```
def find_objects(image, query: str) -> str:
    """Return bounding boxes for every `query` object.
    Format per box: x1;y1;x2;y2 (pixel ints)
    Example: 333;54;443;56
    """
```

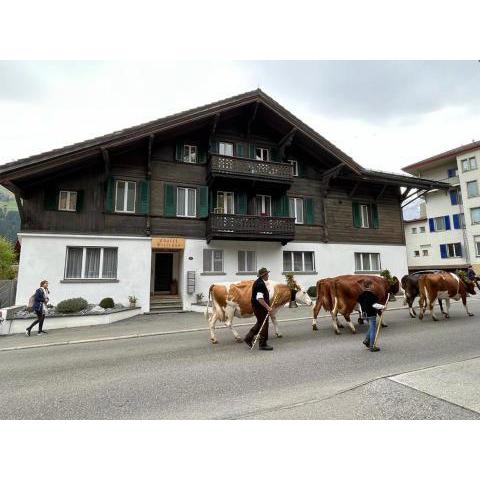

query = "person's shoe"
259;344;273;351
25;329;31;337
244;337;253;348
369;346;380;352
38;331;48;335
363;338;370;348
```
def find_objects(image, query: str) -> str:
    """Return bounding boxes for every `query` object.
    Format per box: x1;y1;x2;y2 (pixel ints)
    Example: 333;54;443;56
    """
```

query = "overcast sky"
1;60;479;173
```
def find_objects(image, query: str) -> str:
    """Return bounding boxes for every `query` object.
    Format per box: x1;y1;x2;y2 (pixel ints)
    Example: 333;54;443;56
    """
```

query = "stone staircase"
148;295;183;314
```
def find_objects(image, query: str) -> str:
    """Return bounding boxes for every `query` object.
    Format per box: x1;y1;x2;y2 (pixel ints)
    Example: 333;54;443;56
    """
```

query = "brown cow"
312;278;345;331
205;279;312;343
418;271;476;321
330;275;399;334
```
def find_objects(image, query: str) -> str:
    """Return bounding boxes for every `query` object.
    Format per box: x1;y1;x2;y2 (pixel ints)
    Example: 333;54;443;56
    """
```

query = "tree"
0;237;16;279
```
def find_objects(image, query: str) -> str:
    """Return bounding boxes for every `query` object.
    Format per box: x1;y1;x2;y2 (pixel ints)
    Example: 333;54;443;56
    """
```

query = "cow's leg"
443;298;450;319
209;310;219;344
418;295;425;320
408;297;416;318
312;317;318;331
345;313;356;334
271;311;282;338
330;312;341;335
439;298;445;315
312;300;321;331
429;296;439;321
224;306;242;342
462;295;475;317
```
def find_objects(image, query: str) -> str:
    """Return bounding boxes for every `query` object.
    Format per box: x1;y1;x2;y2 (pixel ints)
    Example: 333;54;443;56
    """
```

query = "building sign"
151;237;185;250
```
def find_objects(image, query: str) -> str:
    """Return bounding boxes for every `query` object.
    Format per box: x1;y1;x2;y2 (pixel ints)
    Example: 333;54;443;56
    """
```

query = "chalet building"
0;90;445;313
403;140;480;273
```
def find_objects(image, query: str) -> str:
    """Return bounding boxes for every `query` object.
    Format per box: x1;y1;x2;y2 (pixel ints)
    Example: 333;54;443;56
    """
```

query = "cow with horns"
401;270;445;318
205;278;312;344
418;271;476;321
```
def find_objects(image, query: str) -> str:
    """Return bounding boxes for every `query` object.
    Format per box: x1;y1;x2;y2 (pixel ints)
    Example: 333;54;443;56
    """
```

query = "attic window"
58;191;77;212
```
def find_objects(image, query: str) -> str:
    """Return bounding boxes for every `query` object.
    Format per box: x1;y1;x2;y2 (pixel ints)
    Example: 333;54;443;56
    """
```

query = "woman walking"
26;280;50;336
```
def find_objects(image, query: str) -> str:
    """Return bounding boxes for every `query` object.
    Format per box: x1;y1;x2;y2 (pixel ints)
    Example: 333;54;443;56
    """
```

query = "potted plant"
196;293;204;304
128;295;138;308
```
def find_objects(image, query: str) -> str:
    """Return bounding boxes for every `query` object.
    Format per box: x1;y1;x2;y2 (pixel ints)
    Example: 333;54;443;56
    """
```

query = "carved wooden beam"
4;181;26;225
348;182;360;198
211;113;220;138
146;135;154;236
278;127;297;148
147;134;154;177
246;101;259;138
102;147;111;180
375;184;387;200
401;189;426;208
400;187;413;202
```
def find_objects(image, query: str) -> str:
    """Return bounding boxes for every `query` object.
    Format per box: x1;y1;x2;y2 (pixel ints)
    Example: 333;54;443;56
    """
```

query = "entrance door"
154;253;173;292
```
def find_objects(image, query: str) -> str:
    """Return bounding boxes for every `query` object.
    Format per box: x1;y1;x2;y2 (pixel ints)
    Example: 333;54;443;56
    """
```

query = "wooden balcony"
208;154;293;186
207;213;295;244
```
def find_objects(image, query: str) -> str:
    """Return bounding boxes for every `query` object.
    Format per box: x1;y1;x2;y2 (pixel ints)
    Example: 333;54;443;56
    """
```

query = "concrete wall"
16;233;152;312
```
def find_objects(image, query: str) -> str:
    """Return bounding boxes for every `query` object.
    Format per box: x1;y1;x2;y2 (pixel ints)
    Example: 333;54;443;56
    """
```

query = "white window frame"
355;252;381;272
176;187;197;218
289;197;304;224
216;191;234;215
471;207;480;225
219;142;234;157
238;251;257;273
255;195;272;216
433;216;446;231
115;180;136;213
255;147;270;162
360;204;370;228
58;190;77;212
446;243;462;258
411;227;417;234
422;249;429;257
283;251;315;273
288;160;298;176
414;250;420;257
64;246;118;280
475;236;480;257
203;249;224;273
467;180;479;198
183;144;197;163
419;226;426;233
462;156;477;172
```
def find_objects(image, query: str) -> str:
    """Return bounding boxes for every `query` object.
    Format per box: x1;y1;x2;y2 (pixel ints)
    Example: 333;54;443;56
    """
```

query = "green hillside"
0;185;20;243
0;185;18;212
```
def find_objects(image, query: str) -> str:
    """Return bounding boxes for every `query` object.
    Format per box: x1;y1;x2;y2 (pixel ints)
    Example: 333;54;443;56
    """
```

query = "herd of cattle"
205;270;477;344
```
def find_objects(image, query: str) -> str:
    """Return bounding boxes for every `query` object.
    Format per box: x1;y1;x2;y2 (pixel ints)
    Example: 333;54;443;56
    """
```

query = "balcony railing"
209;154;293;183
207;213;295;243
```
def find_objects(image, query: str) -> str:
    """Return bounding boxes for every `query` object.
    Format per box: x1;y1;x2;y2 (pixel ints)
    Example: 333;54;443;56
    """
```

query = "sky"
1;60;479;174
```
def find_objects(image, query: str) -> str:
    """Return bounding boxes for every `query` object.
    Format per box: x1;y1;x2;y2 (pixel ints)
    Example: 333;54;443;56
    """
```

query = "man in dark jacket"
357;281;385;352
244;267;274;351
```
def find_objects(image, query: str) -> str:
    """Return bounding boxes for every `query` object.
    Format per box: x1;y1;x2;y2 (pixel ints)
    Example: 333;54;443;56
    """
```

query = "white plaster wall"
16;233;152;313
181;239;408;309
405;219;432;267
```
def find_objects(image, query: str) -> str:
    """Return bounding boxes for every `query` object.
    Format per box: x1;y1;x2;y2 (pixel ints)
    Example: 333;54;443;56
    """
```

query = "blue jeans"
365;316;377;346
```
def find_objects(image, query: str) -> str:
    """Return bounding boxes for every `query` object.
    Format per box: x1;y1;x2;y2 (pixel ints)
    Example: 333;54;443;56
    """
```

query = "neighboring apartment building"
403;140;480;273
0;89;443;312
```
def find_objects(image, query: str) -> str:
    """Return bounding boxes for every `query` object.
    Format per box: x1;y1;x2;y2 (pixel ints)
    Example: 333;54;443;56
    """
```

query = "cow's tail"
313;281;322;319
205;285;214;323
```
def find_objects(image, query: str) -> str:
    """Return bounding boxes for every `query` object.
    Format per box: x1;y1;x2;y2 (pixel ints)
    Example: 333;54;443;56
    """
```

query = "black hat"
257;267;270;277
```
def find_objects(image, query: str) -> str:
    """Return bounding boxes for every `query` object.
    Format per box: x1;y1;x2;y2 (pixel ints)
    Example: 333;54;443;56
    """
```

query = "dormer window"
58;191;77;212
183;145;197;163
255;147;269;161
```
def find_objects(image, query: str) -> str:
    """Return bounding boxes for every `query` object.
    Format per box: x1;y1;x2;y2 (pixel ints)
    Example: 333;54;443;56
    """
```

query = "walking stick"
251;294;278;351
373;293;390;349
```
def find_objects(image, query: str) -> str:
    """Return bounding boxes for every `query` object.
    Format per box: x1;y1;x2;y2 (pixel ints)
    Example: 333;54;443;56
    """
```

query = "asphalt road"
2;299;480;419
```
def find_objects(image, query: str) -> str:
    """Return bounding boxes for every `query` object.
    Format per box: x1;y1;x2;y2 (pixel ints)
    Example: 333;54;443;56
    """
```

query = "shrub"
307;286;317;298
56;297;89;314
0;236;16;279
99;297;114;309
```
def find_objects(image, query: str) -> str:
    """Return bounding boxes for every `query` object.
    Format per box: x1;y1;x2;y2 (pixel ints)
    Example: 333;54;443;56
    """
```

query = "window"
414;250;420;257
183;145;197;163
475;236;480;257
58;191;77;212
283;251;315;272
288;160;299;176
255;147;270;161
115;180;136;213
65;247;118;280
419;226;426;233
467;180;479;198
448;167;458;178
422;250;429;257
177;187;196;217
255;195;272;216
433;216;446;231
289;197;304;224
411;227;417;234
238;251;256;273
461;156;477;172
471;207;480;225
446;243;462;258
355;253;381;272
360;204;370;228
219;142;234;156
216;191;234;214
203;249;223;273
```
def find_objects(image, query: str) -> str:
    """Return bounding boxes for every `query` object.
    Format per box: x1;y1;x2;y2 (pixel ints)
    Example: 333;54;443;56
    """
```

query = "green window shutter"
273;196;289;217
175;141;184;162
235;192;248;215
304;197;314;225
272;196;281;217
281;195;289;216
137;180;150;215
236;143;245;158
105;177;115;213
297;161;303;177
352;202;361;228
371;204;379;229
248;143;256;159
210;141;219;154
164;183;176;217
44;187;58;211
198;186;209;219
76;190;84;213
197;146;206;164
270;147;278;162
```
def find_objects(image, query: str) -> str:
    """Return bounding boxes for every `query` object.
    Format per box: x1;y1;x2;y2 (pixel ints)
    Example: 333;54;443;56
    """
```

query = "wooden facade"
0;89;447;245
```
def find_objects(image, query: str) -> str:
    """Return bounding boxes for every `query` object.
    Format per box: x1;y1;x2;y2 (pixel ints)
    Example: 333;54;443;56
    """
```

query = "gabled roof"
402;140;480;174
0;88;363;178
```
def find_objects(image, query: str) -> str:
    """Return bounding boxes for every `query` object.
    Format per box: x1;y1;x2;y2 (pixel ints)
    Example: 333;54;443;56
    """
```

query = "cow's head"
291;280;313;306
389;276;400;295
463;279;477;295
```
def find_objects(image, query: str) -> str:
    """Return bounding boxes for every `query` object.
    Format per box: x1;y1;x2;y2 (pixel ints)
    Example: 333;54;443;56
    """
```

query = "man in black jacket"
244;267;274;351
357;281;385;352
